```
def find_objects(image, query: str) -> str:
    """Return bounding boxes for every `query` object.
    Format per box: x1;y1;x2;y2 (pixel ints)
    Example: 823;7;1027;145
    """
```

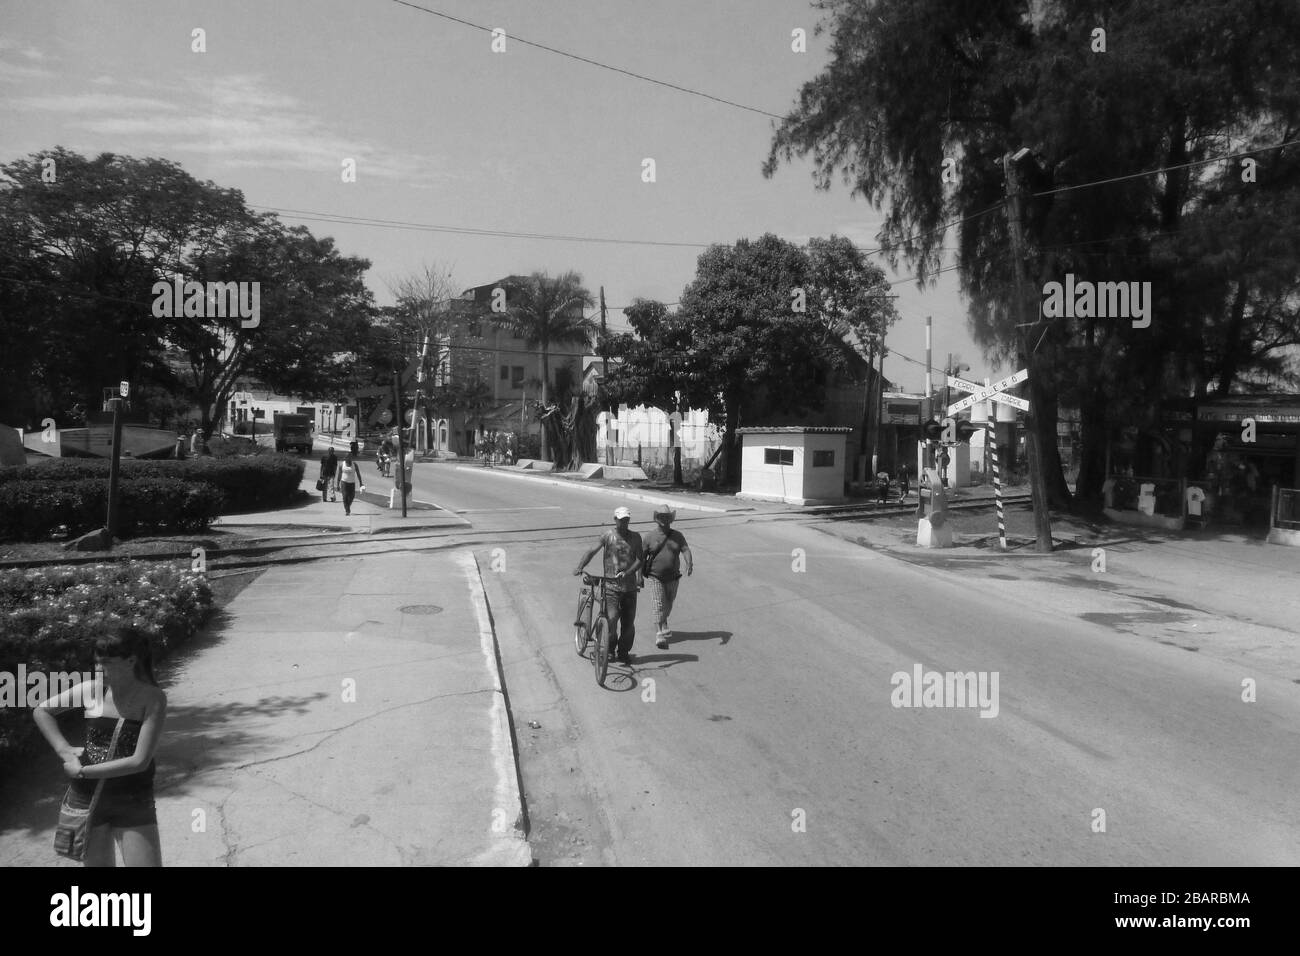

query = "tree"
0;148;376;439
170;218;374;440
648;233;881;486
386;264;459;450
492;271;596;463
764;0;1300;509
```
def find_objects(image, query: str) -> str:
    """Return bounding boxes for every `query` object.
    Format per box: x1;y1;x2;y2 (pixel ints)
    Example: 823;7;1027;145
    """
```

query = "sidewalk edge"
460;550;534;867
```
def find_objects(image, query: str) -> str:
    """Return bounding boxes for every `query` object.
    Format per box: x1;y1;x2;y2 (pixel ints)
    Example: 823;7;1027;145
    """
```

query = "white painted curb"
460;550;533;867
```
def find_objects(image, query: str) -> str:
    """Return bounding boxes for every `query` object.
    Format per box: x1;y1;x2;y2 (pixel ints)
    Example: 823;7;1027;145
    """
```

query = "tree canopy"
606;233;896;485
764;0;1300;505
0;148;374;437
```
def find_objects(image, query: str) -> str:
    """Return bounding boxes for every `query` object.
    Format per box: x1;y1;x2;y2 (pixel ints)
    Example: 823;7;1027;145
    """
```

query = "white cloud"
10;73;452;186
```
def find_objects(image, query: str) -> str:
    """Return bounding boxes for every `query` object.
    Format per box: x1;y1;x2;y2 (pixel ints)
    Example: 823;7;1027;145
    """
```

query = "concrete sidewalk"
216;474;470;536
0;549;531;867
814;509;1300;678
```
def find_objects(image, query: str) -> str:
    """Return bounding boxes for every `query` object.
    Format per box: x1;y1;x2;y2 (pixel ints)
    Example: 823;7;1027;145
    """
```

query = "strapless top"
72;716;155;795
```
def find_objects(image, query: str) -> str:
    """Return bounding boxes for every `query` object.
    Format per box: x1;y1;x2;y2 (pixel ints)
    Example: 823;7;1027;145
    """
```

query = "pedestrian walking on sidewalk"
337;450;366;516
899;462;910;498
573;506;643;664
33;625;166;867
641;504;692;649
319;447;339;502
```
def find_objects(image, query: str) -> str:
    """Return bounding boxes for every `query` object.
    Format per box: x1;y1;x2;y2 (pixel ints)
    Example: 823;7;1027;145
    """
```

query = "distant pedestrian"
319;447;339;502
938;448;951;488
641;504;692;649
189;429;200;457
173;434;186;460
899;463;910;498
33;624;166;866
337;450;366;516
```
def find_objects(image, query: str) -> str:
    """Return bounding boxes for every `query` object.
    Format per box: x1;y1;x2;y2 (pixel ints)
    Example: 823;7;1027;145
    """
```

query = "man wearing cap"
573;506;644;664
640;504;693;649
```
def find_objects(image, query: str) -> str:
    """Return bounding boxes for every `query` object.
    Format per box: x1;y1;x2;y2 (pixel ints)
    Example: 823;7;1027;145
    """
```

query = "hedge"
0;453;305;511
0;562;213;766
0;477;225;541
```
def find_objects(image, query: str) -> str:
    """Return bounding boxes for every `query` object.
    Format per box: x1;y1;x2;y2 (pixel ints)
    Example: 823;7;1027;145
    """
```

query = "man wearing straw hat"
640;503;693;650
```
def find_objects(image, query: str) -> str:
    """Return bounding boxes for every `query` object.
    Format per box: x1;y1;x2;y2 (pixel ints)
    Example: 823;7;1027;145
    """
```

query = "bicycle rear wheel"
592;617;610;686
574;589;591;656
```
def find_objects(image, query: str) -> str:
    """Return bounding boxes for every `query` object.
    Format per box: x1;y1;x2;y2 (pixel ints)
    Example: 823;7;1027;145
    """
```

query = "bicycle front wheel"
592;616;610;686
574;590;591;656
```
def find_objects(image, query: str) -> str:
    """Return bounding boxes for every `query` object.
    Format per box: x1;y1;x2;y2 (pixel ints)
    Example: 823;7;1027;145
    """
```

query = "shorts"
94;787;158;829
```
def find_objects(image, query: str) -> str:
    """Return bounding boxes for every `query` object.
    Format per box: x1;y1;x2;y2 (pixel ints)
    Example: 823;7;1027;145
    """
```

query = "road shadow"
625;653;700;672
661;630;732;647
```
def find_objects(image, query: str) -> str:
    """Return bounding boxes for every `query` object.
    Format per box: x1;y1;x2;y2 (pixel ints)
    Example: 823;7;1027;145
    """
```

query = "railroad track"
803;493;1033;520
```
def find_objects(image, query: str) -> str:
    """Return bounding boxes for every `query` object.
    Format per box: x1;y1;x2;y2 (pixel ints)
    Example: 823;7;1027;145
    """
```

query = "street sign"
947;368;1029;416
119;381;129;399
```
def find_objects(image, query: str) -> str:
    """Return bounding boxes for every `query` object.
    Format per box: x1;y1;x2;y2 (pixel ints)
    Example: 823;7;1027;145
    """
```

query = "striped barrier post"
988;420;1006;550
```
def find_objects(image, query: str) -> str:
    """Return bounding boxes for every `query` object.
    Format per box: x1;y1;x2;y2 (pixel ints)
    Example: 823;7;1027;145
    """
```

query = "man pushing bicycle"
574;506;643;664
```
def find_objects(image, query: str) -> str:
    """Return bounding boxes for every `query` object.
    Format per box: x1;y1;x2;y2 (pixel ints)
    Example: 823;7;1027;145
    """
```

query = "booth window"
812;450;835;467
764;447;793;466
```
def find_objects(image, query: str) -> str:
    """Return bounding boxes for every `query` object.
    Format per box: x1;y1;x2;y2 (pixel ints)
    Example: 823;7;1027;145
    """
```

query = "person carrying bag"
53;718;124;861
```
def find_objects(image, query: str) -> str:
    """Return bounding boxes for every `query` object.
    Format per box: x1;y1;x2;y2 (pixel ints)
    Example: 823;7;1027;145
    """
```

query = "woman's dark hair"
326;447;336;459
93;625;159;686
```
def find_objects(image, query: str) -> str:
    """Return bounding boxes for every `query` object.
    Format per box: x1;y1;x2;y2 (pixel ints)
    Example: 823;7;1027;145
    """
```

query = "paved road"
416;463;1300;866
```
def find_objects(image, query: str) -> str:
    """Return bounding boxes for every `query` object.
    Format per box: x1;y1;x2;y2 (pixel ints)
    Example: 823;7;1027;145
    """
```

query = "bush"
0;562;213;765
0;477;225;542
0;453;304;512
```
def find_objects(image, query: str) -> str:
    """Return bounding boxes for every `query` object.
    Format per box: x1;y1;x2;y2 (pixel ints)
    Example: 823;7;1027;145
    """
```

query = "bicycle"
573;572;621;686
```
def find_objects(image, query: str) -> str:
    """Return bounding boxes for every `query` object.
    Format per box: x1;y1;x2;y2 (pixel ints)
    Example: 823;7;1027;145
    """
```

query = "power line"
385;0;784;120
1030;137;1300;199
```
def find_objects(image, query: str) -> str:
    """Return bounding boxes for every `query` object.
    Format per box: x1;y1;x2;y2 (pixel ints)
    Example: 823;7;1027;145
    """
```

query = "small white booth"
736;426;851;506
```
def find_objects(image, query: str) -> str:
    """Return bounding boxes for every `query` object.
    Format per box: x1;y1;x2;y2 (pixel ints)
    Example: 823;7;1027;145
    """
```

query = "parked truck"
273;413;314;455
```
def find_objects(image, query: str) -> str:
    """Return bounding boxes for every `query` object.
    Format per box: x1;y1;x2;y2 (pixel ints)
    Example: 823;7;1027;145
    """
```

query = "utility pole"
1003;150;1054;553
600;286;611;465
873;329;886;475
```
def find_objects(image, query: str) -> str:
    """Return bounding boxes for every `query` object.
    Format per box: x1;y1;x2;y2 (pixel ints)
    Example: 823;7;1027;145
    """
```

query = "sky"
0;0;995;394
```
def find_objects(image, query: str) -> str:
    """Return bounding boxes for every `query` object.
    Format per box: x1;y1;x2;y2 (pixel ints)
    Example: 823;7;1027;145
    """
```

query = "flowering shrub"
0;562;213;762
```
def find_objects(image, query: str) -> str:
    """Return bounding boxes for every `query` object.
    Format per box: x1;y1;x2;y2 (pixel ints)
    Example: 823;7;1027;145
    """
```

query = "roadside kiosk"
735;427;851;506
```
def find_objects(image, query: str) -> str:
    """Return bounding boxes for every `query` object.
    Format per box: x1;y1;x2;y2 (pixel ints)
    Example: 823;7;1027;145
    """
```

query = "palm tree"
494;271;596;460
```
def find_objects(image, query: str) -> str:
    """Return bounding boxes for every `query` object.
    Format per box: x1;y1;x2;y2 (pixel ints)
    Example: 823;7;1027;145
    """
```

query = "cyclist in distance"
573;506;643;664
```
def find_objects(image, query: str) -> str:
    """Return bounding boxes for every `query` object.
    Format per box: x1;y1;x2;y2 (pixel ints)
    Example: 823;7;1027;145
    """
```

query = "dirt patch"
0;530;246;565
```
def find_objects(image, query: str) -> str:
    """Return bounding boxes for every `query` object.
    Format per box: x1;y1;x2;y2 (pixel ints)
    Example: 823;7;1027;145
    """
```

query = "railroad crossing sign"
946;369;1030;415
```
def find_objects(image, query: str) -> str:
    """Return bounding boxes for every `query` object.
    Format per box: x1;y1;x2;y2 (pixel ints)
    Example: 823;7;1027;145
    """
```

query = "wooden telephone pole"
1003;150;1054;553
600;286;611;466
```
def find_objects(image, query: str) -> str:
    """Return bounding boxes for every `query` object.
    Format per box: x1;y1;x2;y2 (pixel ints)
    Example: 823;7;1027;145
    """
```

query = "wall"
739;433;805;501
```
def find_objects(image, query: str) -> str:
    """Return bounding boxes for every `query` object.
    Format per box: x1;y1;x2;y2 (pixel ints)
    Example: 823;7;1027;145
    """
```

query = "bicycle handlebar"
580;572;628;583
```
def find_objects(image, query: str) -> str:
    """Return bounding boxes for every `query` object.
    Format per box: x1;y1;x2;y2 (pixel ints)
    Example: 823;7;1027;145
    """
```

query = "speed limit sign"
120;381;130;398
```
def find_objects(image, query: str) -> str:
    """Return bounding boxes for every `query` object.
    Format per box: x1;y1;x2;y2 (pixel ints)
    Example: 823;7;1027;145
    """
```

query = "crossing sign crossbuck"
946;369;1030;416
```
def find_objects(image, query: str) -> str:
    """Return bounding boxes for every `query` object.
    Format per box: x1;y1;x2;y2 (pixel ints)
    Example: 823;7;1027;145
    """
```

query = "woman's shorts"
94;788;157;829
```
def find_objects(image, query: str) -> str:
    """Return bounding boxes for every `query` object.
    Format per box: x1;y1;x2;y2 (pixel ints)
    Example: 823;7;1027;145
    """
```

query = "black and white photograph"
0;0;1295;919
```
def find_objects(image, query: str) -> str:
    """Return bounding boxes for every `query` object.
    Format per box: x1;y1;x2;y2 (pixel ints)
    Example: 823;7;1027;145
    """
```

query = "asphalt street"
411;461;1300;867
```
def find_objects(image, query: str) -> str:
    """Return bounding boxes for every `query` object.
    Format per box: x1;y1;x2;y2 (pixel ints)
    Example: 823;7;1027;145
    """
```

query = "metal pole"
393;367;407;518
987;387;1006;550
917;316;932;517
105;397;124;549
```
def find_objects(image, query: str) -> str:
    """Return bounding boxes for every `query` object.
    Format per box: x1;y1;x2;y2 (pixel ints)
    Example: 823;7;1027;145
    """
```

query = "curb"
461;550;533;866
452;465;739;514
